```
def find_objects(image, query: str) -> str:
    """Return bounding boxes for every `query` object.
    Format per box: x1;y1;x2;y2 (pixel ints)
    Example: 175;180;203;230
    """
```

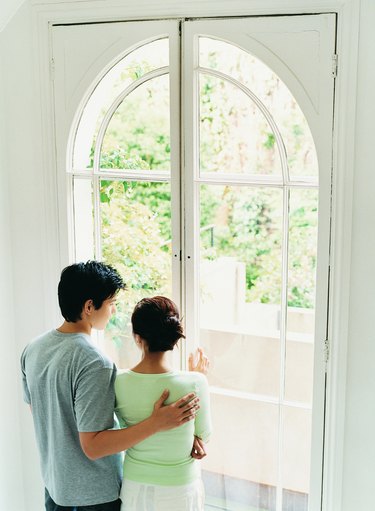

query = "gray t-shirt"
21;329;122;506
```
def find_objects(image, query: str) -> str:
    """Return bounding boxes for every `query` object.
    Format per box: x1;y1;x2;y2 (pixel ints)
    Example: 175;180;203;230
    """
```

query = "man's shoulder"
23;330;113;370
22;329;55;353
70;335;114;372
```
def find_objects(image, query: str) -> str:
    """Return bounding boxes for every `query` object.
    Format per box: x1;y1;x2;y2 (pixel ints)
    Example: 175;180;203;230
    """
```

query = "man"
21;261;201;510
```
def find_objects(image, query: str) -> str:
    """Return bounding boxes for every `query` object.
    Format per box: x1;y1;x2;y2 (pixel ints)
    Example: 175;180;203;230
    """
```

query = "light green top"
114;369;212;486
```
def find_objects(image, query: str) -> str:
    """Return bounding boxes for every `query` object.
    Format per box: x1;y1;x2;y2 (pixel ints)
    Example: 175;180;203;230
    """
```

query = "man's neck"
57;320;92;336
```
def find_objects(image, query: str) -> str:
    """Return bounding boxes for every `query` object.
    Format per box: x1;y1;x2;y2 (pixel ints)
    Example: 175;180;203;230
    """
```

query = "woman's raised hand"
188;347;210;375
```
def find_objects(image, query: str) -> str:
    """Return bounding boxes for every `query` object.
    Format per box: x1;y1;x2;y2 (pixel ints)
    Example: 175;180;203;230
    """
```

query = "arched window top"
72;37;169;171
100;73;170;172
72;34;318;185
199;73;284;177
198;36;318;182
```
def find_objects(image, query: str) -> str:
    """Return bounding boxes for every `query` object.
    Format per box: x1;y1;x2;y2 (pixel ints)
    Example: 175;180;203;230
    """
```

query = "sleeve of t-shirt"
75;364;117;432
20;347;31;405
193;373;212;442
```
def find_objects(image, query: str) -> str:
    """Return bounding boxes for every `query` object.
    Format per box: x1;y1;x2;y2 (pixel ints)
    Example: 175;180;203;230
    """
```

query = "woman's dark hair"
58;260;125;322
131;296;185;352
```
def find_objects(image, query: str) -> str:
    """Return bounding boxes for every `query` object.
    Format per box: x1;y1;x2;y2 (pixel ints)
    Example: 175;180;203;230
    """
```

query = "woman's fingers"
188;347;210;374
191;436;207;459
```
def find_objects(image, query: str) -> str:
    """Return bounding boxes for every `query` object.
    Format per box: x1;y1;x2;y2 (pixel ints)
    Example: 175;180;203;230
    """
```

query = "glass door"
52;14;336;510
52;20;181;369
183;16;335;511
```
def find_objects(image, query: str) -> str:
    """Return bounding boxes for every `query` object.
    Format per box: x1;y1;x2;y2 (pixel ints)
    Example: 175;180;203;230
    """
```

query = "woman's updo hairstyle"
131;296;185;352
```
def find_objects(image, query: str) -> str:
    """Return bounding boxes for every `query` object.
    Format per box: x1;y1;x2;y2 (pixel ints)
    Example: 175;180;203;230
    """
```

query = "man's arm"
79;390;199;460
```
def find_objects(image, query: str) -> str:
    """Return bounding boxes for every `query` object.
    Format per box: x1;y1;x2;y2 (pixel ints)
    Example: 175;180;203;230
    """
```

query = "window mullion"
276;186;290;511
181;19;199;366
92;175;102;261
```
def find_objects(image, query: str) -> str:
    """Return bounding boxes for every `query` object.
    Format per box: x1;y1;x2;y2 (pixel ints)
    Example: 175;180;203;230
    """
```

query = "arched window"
53;15;335;510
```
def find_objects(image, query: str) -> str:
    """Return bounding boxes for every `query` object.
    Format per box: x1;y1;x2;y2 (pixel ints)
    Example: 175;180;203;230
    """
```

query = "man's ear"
83;299;94;316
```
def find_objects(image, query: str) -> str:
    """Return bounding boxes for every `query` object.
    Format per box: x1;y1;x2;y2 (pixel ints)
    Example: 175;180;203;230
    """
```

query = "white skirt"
120;478;205;511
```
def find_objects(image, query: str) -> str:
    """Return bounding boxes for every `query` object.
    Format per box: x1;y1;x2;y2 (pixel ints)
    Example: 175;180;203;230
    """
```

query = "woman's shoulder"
115;368;132;381
176;370;208;385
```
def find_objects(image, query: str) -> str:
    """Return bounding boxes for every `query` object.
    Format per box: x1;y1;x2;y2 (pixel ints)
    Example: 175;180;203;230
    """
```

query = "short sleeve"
194;374;212;442
75;364;117;432
114;409;128;429
20;347;31;405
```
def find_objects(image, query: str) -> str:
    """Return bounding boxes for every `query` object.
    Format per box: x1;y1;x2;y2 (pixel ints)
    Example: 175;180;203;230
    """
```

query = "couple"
21;261;212;511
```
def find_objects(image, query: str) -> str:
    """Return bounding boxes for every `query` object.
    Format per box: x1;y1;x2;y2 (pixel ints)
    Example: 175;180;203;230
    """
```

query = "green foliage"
100;180;171;345
100;74;171;171
95;49;318;314
200;185;283;305
95;148;150;171
263;132;276;149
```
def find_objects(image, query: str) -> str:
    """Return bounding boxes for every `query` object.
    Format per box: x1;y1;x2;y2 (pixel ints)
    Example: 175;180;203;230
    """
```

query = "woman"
115;296;212;511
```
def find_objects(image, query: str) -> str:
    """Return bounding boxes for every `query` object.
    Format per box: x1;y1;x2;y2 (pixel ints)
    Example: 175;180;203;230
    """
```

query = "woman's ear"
134;333;141;346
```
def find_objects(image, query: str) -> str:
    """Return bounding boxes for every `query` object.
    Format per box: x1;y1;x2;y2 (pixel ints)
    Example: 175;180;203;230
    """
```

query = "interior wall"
0;0;26;31
0;26;25;511
0;1;374;510
1;2;45;509
341;0;375;509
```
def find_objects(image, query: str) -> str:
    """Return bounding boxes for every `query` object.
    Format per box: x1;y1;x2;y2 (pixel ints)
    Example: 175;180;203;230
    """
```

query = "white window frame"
182;18;333;510
32;1;360;510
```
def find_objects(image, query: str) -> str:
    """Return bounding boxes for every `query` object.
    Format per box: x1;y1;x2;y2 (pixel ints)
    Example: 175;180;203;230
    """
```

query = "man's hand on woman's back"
150;390;200;431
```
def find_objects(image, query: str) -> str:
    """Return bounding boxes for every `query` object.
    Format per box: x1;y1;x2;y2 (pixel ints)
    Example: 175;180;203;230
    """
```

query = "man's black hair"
58;260;125;322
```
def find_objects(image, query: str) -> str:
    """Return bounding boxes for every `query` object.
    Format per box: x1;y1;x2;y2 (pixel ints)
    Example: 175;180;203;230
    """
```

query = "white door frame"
31;1;360;510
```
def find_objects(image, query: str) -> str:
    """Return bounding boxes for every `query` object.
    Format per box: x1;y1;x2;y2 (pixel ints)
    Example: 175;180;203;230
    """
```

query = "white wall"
341;1;375;509
1;1;374;510
0;26;25;511
0;0;26;31
1;2;45;509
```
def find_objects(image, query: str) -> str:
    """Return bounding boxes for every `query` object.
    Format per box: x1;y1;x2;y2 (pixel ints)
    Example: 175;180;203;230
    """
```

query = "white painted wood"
32;0;349;20
321;2;361;510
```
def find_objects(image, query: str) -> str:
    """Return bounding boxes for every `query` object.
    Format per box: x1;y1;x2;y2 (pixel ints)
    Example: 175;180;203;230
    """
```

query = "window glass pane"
199;184;283;396
100;74;170;172
72;178;94;260
200;74;282;176
73;38;169;170
202;395;278;511
199;37;318;179
99;179;172;369
281;406;311;511
285;188;318;403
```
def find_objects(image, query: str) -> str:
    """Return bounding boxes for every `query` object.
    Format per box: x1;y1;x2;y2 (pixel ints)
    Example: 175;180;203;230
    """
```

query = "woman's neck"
131;351;172;374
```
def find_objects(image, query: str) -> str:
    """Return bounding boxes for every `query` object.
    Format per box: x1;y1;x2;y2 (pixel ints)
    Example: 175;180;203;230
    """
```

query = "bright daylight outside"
71;34;318;511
